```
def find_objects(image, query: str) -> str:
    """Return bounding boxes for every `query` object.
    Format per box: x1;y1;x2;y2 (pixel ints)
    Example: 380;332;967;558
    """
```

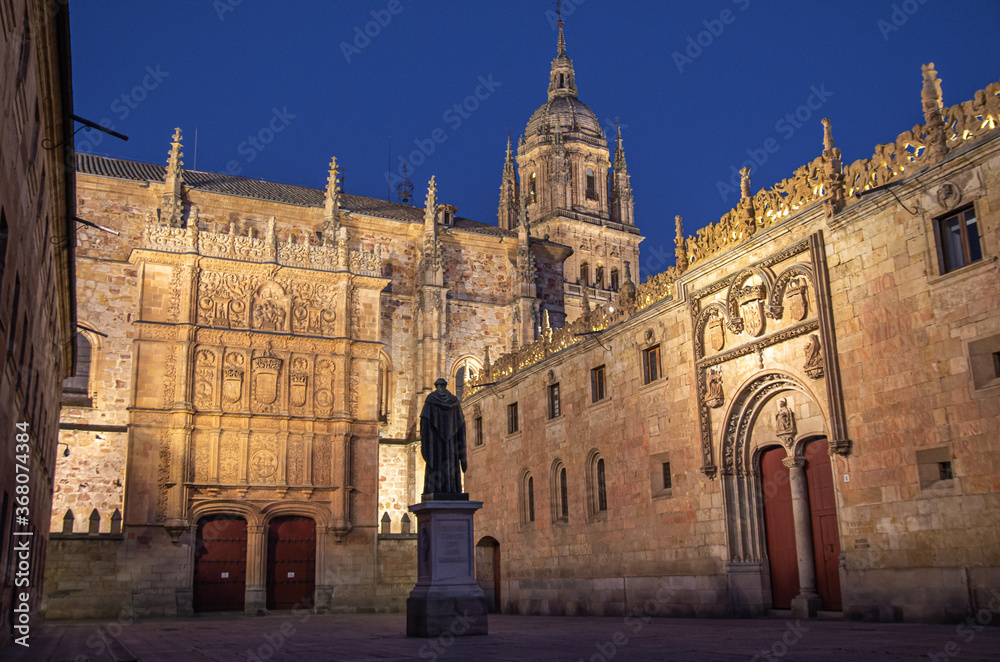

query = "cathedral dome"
525;95;603;139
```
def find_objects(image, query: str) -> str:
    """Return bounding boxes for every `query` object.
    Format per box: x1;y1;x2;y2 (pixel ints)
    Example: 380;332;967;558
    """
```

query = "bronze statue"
420;378;467;496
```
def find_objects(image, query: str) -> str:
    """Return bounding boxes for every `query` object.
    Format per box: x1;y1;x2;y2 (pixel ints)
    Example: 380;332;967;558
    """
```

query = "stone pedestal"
406;499;488;637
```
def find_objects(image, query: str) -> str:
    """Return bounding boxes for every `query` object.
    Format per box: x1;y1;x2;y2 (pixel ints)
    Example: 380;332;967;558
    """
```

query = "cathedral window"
507;401;519;434
591;365;606;403
547;382;561;419
586;450;608;519
530;173;537;202
586;168;597;200
519;470;535;525
452;356;482;401
610;268;619;292
580;261;589;287
935;205;981;274
642;344;661;384
551;460;569;522
378;352;392;422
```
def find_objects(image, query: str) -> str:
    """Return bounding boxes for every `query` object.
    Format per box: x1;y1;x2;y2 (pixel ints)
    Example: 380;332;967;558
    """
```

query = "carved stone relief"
312;436;331;485
249;433;279;484
194;348;216;410
705;368;724;408
252;282;288;331
219;433;240;483
803;334;825;379
785;276;808;322
223;351;246;408
252;352;283;411
775;397;796;442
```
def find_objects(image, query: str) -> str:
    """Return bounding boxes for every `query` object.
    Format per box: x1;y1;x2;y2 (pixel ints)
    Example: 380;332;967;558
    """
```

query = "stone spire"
609;125;634;226
161;128;184;228
921;62;949;162
423;175;438;233
821;118;845;217
737;167;756;237
674;215;688;272
322;156;341;245
420;176;443;284
547;19;578;100
498;136;520;231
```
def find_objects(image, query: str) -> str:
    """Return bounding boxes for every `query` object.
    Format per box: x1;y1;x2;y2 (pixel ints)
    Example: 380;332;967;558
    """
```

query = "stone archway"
475;536;501;613
720;371;837;617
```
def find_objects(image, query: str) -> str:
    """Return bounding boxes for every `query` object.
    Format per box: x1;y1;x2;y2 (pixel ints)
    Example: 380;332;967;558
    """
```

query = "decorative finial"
675;214;688;271
739;167;752;200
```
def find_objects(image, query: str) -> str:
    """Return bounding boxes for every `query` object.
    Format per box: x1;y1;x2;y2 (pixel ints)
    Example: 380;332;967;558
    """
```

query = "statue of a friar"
420;378;468;497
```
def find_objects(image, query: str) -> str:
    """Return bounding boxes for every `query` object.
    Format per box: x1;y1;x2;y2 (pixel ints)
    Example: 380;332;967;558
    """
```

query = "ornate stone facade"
465;68;1000;623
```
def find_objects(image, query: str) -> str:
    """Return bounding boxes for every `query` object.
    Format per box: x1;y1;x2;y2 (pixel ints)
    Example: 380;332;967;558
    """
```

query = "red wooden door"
193;516;247;612
266;516;316;610
761;446;798;608
805;439;843;610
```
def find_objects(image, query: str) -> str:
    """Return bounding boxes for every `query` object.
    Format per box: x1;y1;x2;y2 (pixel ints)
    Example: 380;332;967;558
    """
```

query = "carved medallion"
250;450;278;482
291;374;308;407
315;389;332;408
708;316;725;353
937;181;961;210
252;355;282;405
786;277;808;322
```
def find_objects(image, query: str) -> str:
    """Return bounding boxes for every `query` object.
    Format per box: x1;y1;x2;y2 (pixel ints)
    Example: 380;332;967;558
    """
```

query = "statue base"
406;499;488;638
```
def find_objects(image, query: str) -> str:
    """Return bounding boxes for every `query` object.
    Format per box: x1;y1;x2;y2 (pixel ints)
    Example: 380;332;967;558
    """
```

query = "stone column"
245;524;267;615
783;456;822;618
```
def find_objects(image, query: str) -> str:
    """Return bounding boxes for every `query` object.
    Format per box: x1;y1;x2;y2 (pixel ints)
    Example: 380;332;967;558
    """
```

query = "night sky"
70;1;999;280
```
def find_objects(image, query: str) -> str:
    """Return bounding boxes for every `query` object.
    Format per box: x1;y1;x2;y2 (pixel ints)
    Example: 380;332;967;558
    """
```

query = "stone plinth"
406;499;488;637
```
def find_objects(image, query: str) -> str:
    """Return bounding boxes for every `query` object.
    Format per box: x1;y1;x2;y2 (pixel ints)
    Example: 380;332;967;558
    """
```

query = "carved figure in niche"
786;276;808;322
774;398;796;439
803;334;825;379
250;450;278;482
708;314;725;353
252;282;287;331
705;368;724;408
420;378;467;496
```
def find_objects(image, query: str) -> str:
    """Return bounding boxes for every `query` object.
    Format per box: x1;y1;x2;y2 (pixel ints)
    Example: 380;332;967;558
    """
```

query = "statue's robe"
419;390;467;495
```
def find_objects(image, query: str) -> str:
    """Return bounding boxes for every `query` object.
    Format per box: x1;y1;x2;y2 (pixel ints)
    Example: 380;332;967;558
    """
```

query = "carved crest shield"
252;356;282;405
786;278;808;322
740;298;765;336
291;374;307;407
708;317;725;352
223;368;243;403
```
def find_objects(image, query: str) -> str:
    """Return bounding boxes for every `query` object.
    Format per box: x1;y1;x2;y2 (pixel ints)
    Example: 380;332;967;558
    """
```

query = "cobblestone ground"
7;613;1000;661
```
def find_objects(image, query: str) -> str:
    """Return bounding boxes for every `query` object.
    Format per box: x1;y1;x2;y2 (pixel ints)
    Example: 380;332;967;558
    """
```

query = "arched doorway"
760;446;797;609
266;516;316;610
804;438;842;610
193;515;247;612
475;536;501;613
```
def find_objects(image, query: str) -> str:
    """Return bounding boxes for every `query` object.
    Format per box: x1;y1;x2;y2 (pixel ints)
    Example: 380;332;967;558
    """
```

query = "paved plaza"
8;612;1000;661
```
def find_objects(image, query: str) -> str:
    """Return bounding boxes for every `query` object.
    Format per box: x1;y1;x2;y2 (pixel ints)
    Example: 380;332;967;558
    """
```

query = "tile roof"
76;153;516;236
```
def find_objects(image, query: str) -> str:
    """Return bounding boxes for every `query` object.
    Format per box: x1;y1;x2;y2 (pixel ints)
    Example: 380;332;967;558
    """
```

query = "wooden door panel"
267;516;316;610
805;440;843;610
761;446;798;609
193;516;247;613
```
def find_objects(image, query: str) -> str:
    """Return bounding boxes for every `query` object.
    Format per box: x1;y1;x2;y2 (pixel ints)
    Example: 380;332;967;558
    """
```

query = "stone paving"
7;613;1000;661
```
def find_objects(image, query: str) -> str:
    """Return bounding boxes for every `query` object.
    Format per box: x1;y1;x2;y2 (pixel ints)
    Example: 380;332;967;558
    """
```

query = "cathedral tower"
511;18;643;323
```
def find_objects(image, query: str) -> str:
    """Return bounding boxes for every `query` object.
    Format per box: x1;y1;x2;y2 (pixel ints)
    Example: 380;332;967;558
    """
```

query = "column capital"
782;456;806;470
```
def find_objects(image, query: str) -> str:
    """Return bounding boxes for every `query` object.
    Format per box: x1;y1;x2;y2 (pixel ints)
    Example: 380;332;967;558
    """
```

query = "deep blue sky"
70;1;999;280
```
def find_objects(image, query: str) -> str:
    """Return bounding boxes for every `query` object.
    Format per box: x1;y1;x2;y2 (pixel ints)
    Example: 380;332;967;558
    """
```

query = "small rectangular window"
474;416;483;447
936;206;982;274
547;383;561;419
643;345;661;384
916;446;954;489
507;402;519;434
662;462;672;490
938;461;953;481
591;365;606;403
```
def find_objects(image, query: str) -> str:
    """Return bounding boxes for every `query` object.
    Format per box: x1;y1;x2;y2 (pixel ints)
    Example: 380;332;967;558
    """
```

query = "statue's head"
777;398;787;408
434;378;448;393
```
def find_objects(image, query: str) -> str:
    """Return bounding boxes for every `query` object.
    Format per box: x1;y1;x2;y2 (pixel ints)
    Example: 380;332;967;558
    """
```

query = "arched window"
579;261;589;287
595;266;604;290
529;173;537;202
586;168;597;200
62;332;96;407
586;449;608;519
550;459;568;523
378;351;392;423
519;470;535;526
610;268;619;292
452;355;483;401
